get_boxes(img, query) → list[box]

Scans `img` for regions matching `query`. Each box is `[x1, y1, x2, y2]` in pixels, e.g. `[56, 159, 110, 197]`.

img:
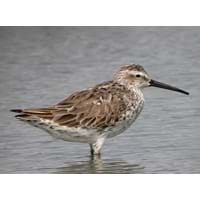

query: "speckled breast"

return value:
[106, 99, 144, 138]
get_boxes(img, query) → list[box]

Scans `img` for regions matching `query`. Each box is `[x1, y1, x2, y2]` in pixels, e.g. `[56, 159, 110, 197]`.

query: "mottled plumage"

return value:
[11, 64, 189, 155]
[18, 81, 141, 128]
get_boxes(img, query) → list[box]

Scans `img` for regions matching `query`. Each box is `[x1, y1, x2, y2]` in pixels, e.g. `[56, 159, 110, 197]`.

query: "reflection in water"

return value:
[53, 156, 144, 174]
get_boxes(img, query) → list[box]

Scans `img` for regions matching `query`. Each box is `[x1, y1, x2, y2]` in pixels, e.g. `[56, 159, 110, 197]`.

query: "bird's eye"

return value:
[136, 74, 141, 78]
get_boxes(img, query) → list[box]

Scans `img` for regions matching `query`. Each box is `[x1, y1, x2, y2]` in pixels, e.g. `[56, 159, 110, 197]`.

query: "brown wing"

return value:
[53, 84, 127, 129]
[13, 81, 128, 129]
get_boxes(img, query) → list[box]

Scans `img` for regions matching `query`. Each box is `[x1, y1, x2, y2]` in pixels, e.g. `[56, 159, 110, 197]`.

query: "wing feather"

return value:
[14, 81, 131, 129]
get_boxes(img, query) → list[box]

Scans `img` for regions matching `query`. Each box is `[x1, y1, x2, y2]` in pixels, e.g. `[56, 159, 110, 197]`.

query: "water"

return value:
[0, 27, 199, 173]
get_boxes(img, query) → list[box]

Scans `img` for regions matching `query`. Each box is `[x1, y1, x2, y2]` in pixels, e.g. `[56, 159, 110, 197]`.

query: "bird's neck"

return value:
[113, 80, 144, 101]
[131, 86, 144, 100]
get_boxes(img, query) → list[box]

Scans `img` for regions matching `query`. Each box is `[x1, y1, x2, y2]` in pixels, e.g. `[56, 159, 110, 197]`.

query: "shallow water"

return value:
[0, 27, 199, 173]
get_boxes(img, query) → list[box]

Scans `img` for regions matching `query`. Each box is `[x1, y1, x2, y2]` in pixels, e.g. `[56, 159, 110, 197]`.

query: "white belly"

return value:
[30, 120, 100, 144]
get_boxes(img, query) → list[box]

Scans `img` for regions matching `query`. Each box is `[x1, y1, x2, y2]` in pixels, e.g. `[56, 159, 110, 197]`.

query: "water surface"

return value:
[0, 27, 199, 173]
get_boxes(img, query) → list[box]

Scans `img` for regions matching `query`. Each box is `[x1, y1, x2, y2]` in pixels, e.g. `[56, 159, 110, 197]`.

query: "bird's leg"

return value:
[90, 137, 106, 156]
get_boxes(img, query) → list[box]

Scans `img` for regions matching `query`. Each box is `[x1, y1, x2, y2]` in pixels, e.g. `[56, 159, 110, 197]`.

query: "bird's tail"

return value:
[10, 109, 23, 113]
[10, 107, 53, 121]
[10, 109, 33, 121]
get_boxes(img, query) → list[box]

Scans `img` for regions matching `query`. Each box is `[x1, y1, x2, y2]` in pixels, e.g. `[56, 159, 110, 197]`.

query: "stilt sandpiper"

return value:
[11, 64, 189, 156]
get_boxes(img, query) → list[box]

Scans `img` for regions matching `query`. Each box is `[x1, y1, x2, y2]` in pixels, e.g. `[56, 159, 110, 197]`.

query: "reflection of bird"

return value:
[11, 64, 189, 156]
[53, 157, 144, 174]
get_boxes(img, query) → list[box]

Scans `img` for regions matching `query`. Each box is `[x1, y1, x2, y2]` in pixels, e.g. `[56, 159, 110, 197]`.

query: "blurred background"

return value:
[0, 27, 199, 173]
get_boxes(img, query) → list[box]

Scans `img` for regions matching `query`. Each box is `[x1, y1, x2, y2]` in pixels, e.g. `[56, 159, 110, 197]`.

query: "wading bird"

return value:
[11, 64, 189, 156]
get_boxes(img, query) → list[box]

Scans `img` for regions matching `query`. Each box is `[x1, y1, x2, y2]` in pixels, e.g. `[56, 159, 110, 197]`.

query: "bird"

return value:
[11, 64, 189, 156]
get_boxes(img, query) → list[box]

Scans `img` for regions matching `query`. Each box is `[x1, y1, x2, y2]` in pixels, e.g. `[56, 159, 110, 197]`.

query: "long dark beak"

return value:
[149, 79, 189, 95]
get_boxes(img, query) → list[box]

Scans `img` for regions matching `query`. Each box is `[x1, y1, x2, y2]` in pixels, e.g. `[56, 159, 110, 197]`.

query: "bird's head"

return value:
[114, 64, 189, 95]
